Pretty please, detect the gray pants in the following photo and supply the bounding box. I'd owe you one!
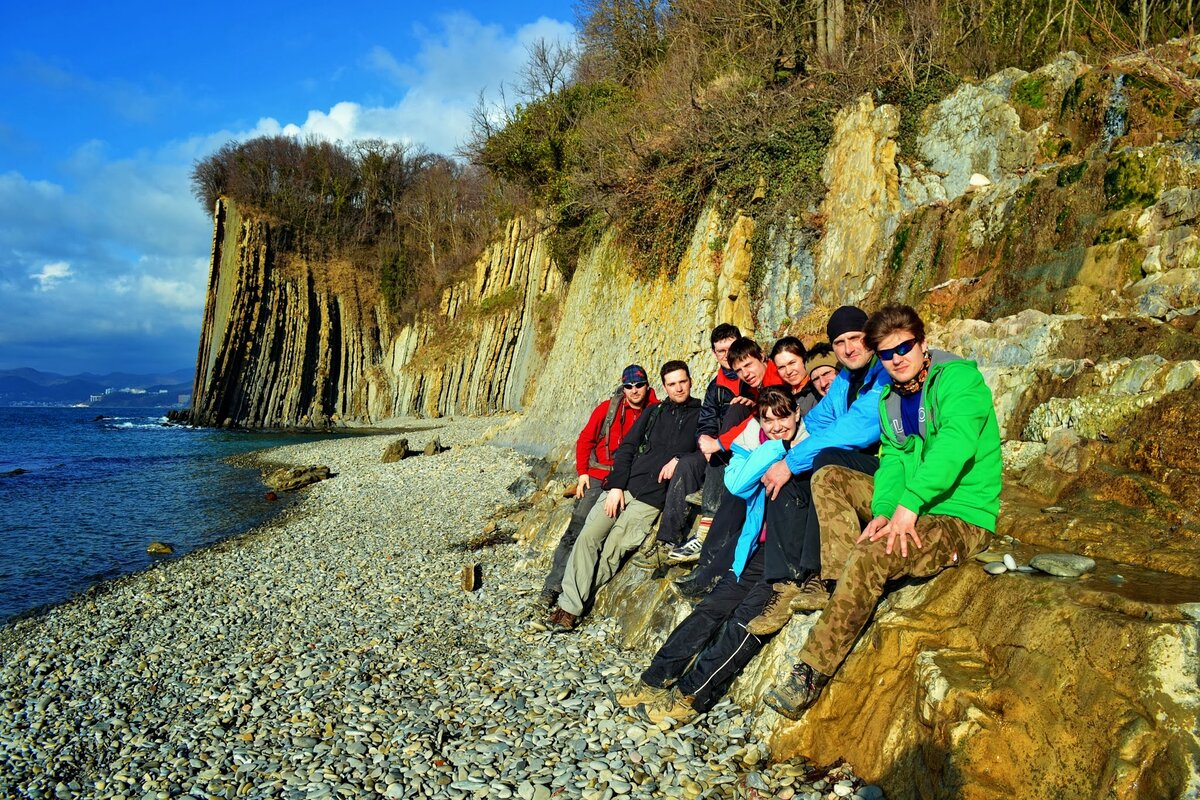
[558,492,662,616]
[541,483,604,596]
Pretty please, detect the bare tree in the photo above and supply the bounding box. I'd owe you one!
[518,38,579,99]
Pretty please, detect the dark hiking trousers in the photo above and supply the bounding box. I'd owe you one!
[762,448,879,583]
[682,487,746,587]
[541,482,604,596]
[656,451,707,545]
[642,547,773,712]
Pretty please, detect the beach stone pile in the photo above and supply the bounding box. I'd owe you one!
[0,422,869,800]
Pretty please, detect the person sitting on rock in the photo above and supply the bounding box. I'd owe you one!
[804,343,839,398]
[548,361,702,632]
[644,337,785,570]
[634,324,746,570]
[617,387,805,726]
[747,306,890,635]
[763,304,1001,719]
[770,336,819,413]
[538,365,659,609]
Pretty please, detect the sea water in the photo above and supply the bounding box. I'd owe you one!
[0,407,339,624]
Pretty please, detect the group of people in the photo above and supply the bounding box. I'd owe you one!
[537,305,1002,725]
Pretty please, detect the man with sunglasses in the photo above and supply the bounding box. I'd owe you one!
[549,361,702,632]
[764,304,1000,718]
[538,365,659,608]
[746,306,890,635]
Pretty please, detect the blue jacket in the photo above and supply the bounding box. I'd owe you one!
[782,358,889,475]
[724,436,787,579]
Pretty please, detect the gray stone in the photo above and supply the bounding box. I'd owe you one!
[1030,553,1096,577]
[984,562,1008,575]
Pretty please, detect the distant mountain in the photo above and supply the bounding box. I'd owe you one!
[0,367,194,406]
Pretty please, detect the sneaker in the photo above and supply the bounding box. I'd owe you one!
[633,542,673,570]
[790,574,832,612]
[667,537,704,564]
[763,661,830,720]
[616,680,669,709]
[745,580,801,635]
[640,688,699,726]
[684,490,703,507]
[547,607,578,633]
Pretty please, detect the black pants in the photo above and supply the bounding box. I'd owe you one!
[642,548,773,712]
[684,487,746,585]
[762,448,879,583]
[656,451,707,545]
[541,482,604,595]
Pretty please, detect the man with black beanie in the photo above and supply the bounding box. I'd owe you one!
[744,305,890,635]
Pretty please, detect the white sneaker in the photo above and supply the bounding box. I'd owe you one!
[667,537,704,564]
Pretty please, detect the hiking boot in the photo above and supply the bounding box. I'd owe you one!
[763,661,830,720]
[616,680,669,709]
[547,607,578,633]
[672,571,717,600]
[633,541,673,570]
[667,536,704,564]
[745,580,801,635]
[538,588,559,609]
[684,490,703,507]
[790,574,833,612]
[640,688,699,726]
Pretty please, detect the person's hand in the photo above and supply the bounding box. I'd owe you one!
[698,435,721,459]
[658,457,679,483]
[760,459,792,500]
[730,395,755,407]
[865,505,922,556]
[856,515,890,545]
[574,474,590,499]
[603,488,626,518]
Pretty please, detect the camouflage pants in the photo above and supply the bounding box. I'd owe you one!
[798,465,991,677]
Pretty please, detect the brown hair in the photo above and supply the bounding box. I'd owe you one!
[755,386,797,420]
[660,360,690,380]
[769,336,807,361]
[727,336,764,365]
[865,305,926,351]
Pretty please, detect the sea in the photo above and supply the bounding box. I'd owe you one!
[0,406,343,625]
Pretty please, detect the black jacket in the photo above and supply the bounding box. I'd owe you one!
[696,367,747,439]
[607,396,703,509]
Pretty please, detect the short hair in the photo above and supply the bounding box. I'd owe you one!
[727,336,764,365]
[865,305,927,351]
[660,360,690,380]
[710,323,741,347]
[756,386,797,420]
[769,336,807,361]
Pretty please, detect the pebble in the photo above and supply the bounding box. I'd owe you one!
[0,420,867,799]
[1002,554,1018,571]
[856,786,885,800]
[984,562,1008,575]
[1030,553,1097,578]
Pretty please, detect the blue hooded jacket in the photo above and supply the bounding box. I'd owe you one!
[781,357,889,475]
[723,433,787,579]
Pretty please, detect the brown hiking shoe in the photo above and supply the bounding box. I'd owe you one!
[547,607,578,633]
[746,580,801,635]
[616,680,669,709]
[633,541,673,569]
[641,688,699,726]
[790,574,833,612]
[763,661,830,720]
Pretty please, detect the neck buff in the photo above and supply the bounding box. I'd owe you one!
[892,352,932,396]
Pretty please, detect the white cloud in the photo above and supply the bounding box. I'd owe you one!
[32,261,72,290]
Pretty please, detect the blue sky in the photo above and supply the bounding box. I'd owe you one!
[0,1,576,375]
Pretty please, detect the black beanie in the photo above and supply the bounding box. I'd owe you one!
[826,305,868,342]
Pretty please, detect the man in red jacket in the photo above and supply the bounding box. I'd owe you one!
[539,365,658,608]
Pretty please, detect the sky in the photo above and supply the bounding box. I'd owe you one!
[0,1,576,375]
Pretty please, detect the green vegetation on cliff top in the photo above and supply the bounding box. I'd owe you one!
[192,0,1194,317]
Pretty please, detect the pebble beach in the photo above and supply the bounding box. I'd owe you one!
[0,419,869,800]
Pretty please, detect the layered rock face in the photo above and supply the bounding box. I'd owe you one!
[192,37,1200,799]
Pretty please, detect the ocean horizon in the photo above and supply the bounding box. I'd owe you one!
[0,406,341,624]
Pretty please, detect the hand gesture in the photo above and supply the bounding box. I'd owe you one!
[658,457,679,483]
[760,459,792,500]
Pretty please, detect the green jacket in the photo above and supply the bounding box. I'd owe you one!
[871,351,1002,532]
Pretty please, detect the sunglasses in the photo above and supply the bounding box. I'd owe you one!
[877,338,919,361]
[623,381,648,390]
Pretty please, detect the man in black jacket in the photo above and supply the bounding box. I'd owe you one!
[549,361,702,631]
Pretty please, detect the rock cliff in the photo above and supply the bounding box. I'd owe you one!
[191,37,1200,798]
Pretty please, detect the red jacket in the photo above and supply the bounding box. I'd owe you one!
[717,363,787,451]
[576,390,660,480]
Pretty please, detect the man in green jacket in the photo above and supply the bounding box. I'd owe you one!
[764,304,1001,718]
